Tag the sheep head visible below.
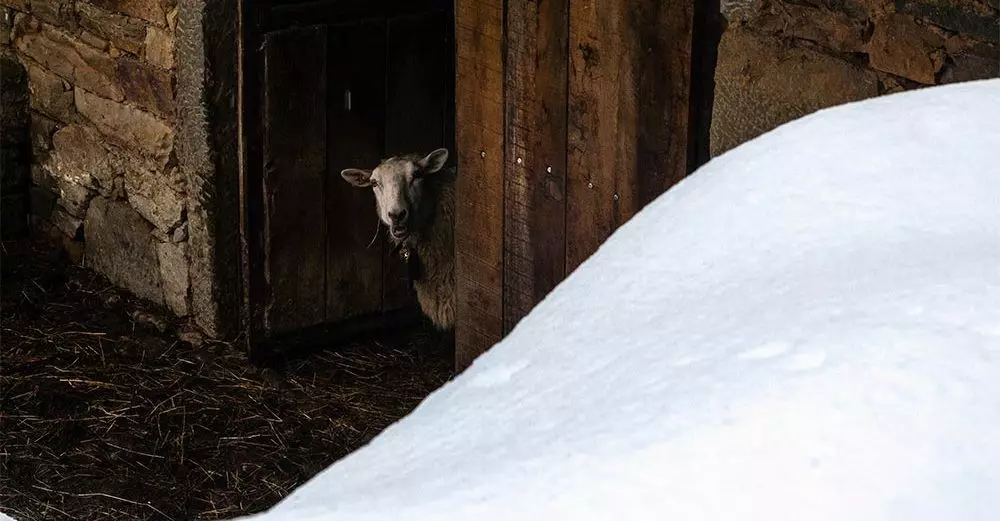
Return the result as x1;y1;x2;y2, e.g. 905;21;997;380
340;148;450;245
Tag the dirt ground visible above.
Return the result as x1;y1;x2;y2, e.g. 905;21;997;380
0;237;453;521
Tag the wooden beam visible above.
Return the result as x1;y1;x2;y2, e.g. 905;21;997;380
502;0;570;334
454;0;506;370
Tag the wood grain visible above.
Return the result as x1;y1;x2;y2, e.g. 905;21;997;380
503;0;569;333
455;0;505;370
262;26;328;334
567;0;693;272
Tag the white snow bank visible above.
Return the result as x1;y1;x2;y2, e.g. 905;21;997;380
235;79;1000;521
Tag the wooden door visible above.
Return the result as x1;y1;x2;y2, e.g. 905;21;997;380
241;0;455;352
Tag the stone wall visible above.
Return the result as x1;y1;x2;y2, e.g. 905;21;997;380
1;0;191;315
711;0;999;156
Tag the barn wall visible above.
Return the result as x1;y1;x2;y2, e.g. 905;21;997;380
1;0;241;338
455;0;695;370
711;0;999;157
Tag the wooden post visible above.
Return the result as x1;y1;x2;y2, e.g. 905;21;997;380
455;0;506;371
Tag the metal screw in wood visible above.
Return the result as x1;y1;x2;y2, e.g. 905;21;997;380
587;182;594;189
546;166;552;173
480;150;486;158
613;193;620;201
516;157;523;165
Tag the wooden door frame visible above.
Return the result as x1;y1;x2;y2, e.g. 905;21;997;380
235;0;456;363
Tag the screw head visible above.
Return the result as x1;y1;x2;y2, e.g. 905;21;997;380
613;193;620;201
480;150;486;158
546;166;553;173
516;157;523;165
587;182;594;189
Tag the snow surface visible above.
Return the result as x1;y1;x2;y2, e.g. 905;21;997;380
245;79;997;520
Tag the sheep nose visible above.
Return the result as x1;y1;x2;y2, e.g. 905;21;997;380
388;209;407;224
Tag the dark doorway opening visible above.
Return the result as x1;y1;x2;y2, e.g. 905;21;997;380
239;0;456;362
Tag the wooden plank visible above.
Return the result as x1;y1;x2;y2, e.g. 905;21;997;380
262;26;328;334
635;0;694;206
455;0;505;370
326;20;387;322
502;0;569;333
566;0;693;272
384;10;454;311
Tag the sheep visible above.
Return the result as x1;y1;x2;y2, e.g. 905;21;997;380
340;148;456;330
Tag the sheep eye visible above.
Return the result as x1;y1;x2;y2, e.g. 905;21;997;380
370;179;379;188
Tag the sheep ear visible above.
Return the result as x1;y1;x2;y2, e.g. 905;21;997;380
418;148;449;174
341;168;372;187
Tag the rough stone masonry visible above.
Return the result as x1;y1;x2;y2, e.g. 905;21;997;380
2;0;194;320
712;0;999;156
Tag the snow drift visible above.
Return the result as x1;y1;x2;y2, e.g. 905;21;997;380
234;79;1000;521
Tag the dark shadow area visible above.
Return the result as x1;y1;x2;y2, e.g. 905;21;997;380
688;0;724;172
0;236;452;521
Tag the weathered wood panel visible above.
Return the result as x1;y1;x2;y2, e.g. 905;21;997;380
326;21;386;322
455;0;505;370
503;0;569;333
566;0;693;272
262;26;328;334
384;11;453;311
635;0;694;206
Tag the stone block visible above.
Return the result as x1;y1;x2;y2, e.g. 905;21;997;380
31;0;76;30
50;205;82;239
29;111;59;154
55;178;96;217
897;0;1000;44
721;0;762;22
24;61;74;122
751;1;869;53
89;0;169;27
144;25;172;69
941;44;1000;83
711;28;879;157
84;195;164;304
74;87;174;163
868;13;946;84
115;56;175;117
77;31;110;50
14;21;124;101
31;161;58;191
156;239;189;315
1;7;12;45
49;124;114;190
76;2;148;56
122;158;185;232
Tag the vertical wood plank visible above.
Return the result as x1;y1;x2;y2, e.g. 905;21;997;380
326;20;387;323
567;0;693;272
384;10;453;312
455;0;505;370
262;26;328;334
503;0;569;333
635;0;694;206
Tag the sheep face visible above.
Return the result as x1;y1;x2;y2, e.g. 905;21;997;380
341;148;449;245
